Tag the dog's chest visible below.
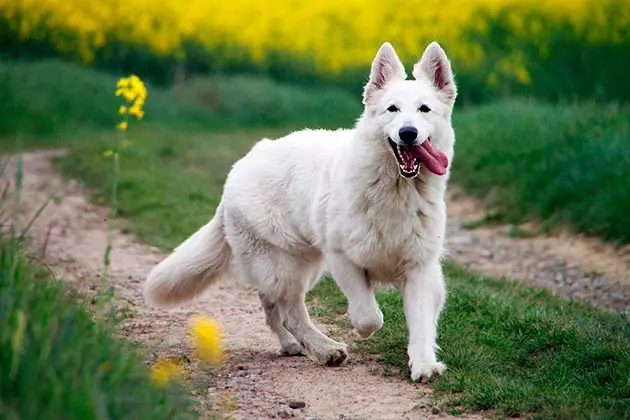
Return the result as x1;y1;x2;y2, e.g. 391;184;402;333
343;193;444;282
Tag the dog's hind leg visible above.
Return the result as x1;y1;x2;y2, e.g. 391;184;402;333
224;210;347;365
259;291;303;356
280;292;348;366
250;251;348;366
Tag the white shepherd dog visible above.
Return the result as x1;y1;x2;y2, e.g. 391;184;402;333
144;41;457;381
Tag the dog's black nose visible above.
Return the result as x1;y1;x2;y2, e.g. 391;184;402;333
399;126;418;145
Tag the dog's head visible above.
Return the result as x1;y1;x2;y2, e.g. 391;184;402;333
362;41;457;179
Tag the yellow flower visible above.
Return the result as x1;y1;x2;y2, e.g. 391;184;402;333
134;97;146;110
129;103;144;120
116;77;130;89
128;75;148;99
150;356;186;386
115;74;147;106
189;315;225;365
114;75;147;127
122;89;136;102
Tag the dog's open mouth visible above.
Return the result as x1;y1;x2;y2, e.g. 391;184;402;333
388;138;449;178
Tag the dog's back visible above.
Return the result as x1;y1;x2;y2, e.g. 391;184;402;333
220;127;353;249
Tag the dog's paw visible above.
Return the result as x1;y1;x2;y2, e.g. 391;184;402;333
278;342;304;357
409;360;446;382
349;305;384;339
309;341;349;366
324;345;349;366
352;315;384;339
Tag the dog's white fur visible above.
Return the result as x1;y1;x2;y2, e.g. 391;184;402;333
144;41;457;381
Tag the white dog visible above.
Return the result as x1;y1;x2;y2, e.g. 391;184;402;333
144;41;457;381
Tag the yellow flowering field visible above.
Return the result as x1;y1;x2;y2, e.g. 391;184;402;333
1;0;627;72
1;0;628;102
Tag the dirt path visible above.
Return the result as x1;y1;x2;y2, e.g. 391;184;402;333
445;189;630;314
16;149;473;420
14;150;630;420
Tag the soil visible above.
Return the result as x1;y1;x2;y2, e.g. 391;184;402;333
12;150;630;419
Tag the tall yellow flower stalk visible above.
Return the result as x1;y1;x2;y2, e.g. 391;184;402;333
101;75;147;284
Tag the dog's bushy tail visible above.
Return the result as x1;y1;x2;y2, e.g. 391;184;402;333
143;204;232;308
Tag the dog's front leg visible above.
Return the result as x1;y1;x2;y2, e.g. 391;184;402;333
403;259;447;381
326;251;383;338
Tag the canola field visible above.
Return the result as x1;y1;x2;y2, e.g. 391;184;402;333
1;0;629;102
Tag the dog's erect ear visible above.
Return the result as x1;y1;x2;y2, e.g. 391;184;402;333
363;42;407;105
413;42;457;103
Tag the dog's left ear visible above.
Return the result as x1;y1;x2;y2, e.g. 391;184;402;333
413;42;457;104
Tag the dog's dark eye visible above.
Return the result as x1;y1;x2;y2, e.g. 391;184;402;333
419;104;431;113
387;105;399;112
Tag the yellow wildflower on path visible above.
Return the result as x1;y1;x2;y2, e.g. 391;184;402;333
189;314;225;365
150;356;187;386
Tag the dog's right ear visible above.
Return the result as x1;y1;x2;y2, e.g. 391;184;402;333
363;42;406;105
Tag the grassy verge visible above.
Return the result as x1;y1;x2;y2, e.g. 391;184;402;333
452;99;630;244
0;158;198;419
57;123;630;419
0;59;360;149
308;268;630;419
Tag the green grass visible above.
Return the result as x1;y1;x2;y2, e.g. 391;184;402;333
0;161;198;419
308;266;630;419
451;99;630;244
0;59;360;148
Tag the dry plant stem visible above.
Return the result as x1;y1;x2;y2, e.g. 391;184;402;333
10;143;24;281
101;111;127;316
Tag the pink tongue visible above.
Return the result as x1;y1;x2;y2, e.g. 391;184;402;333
409;141;449;176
